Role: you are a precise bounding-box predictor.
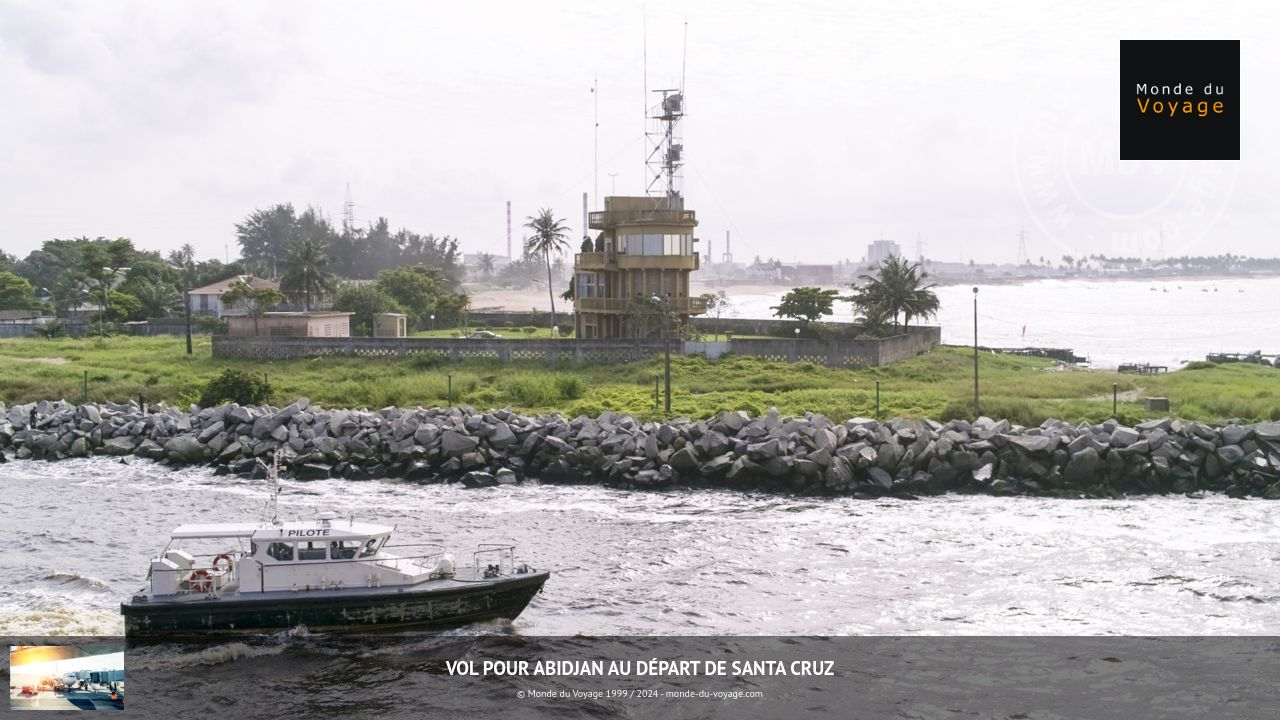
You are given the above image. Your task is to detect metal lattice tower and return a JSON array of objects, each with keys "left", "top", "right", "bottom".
[
  {"left": 1016, "top": 225, "right": 1029, "bottom": 266},
  {"left": 646, "top": 88, "right": 685, "bottom": 201},
  {"left": 342, "top": 184, "right": 357, "bottom": 234}
]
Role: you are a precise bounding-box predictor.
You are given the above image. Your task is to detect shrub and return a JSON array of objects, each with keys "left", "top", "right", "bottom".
[
  {"left": 31, "top": 320, "right": 66, "bottom": 339},
  {"left": 195, "top": 316, "right": 228, "bottom": 334},
  {"left": 85, "top": 320, "right": 119, "bottom": 337},
  {"left": 200, "top": 368, "right": 272, "bottom": 407},
  {"left": 522, "top": 326, "right": 538, "bottom": 335},
  {"left": 1183, "top": 360, "right": 1216, "bottom": 370},
  {"left": 555, "top": 375, "right": 587, "bottom": 400}
]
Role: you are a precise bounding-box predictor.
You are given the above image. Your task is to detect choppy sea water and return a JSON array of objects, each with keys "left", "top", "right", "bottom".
[
  {"left": 726, "top": 276, "right": 1280, "bottom": 368},
  {"left": 3, "top": 458, "right": 1280, "bottom": 637}
]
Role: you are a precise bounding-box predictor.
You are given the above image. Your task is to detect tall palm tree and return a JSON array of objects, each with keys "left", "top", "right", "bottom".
[
  {"left": 847, "top": 256, "right": 939, "bottom": 332},
  {"left": 478, "top": 252, "right": 496, "bottom": 278},
  {"left": 523, "top": 208, "right": 571, "bottom": 331},
  {"left": 279, "top": 236, "right": 335, "bottom": 310}
]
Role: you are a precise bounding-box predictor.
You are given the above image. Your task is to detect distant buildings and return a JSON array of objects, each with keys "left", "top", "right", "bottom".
[
  {"left": 865, "top": 239, "right": 901, "bottom": 268},
  {"left": 571, "top": 195, "right": 707, "bottom": 338}
]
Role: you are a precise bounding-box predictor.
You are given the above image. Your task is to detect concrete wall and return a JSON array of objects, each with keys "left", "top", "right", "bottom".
[{"left": 212, "top": 327, "right": 941, "bottom": 367}]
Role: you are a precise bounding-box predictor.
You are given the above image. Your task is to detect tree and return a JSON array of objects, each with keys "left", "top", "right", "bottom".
[
  {"left": 235, "top": 204, "right": 297, "bottom": 277},
  {"left": 374, "top": 265, "right": 467, "bottom": 329},
  {"left": 771, "top": 287, "right": 838, "bottom": 325},
  {"left": 623, "top": 295, "right": 678, "bottom": 339},
  {"left": 221, "top": 279, "right": 284, "bottom": 335},
  {"left": 279, "top": 236, "right": 335, "bottom": 310},
  {"left": 167, "top": 243, "right": 196, "bottom": 268},
  {"left": 477, "top": 252, "right": 496, "bottom": 278},
  {"left": 0, "top": 250, "right": 15, "bottom": 273},
  {"left": 104, "top": 290, "right": 142, "bottom": 322},
  {"left": 523, "top": 208, "right": 571, "bottom": 332},
  {"left": 0, "top": 272, "right": 38, "bottom": 310},
  {"left": 333, "top": 284, "right": 403, "bottom": 336},
  {"left": 845, "top": 256, "right": 939, "bottom": 332},
  {"left": 700, "top": 290, "right": 733, "bottom": 340},
  {"left": 130, "top": 280, "right": 183, "bottom": 318},
  {"left": 78, "top": 238, "right": 135, "bottom": 336}
]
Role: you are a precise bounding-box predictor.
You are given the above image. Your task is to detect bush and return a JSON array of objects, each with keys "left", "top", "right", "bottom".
[
  {"left": 555, "top": 375, "right": 587, "bottom": 400},
  {"left": 85, "top": 320, "right": 119, "bottom": 337},
  {"left": 195, "top": 316, "right": 228, "bottom": 334},
  {"left": 200, "top": 368, "right": 272, "bottom": 407},
  {"left": 31, "top": 320, "right": 66, "bottom": 339},
  {"left": 1183, "top": 361, "right": 1217, "bottom": 370},
  {"left": 522, "top": 326, "right": 538, "bottom": 335}
]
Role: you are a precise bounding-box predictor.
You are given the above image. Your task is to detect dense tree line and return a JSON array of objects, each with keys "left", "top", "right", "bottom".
[
  {"left": 235, "top": 203, "right": 463, "bottom": 284},
  {"left": 1, "top": 236, "right": 247, "bottom": 317}
]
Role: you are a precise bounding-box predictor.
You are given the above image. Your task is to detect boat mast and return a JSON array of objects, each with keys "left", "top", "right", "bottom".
[{"left": 269, "top": 449, "right": 283, "bottom": 526}]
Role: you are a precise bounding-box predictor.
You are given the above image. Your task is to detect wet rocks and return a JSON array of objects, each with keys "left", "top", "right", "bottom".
[{"left": 4, "top": 398, "right": 1280, "bottom": 499}]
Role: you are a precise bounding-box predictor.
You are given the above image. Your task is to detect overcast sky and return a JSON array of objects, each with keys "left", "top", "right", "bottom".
[{"left": 2, "top": 1, "right": 1276, "bottom": 265}]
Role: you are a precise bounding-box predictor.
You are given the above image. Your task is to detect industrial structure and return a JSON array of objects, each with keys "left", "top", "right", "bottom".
[{"left": 572, "top": 86, "right": 707, "bottom": 338}]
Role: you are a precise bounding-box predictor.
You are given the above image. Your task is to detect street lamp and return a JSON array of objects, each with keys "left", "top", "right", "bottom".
[
  {"left": 794, "top": 326, "right": 800, "bottom": 361},
  {"left": 652, "top": 295, "right": 671, "bottom": 415},
  {"left": 972, "top": 287, "right": 979, "bottom": 419},
  {"left": 430, "top": 314, "right": 435, "bottom": 332}
]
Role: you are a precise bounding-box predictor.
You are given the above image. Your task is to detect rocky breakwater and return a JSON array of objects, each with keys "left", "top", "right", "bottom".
[{"left": 3, "top": 399, "right": 1280, "bottom": 499}]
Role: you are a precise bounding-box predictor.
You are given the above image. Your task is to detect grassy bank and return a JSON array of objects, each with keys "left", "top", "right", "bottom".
[{"left": 0, "top": 336, "right": 1277, "bottom": 425}]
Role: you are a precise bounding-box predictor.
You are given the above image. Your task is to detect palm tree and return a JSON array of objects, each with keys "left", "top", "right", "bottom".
[
  {"left": 523, "top": 208, "right": 571, "bottom": 331},
  {"left": 478, "top": 252, "right": 496, "bottom": 278},
  {"left": 132, "top": 280, "right": 182, "bottom": 318},
  {"left": 167, "top": 244, "right": 196, "bottom": 268},
  {"left": 279, "top": 236, "right": 335, "bottom": 310},
  {"left": 847, "top": 256, "right": 939, "bottom": 332}
]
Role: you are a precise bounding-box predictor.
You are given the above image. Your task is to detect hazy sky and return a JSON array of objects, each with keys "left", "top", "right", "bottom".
[{"left": 2, "top": 1, "right": 1276, "bottom": 265}]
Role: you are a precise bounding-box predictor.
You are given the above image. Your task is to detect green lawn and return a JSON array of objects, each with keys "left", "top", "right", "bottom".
[{"left": 0, "top": 335, "right": 1277, "bottom": 425}]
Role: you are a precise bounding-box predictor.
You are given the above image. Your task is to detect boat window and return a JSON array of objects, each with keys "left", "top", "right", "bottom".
[
  {"left": 359, "top": 536, "right": 383, "bottom": 558},
  {"left": 330, "top": 540, "right": 361, "bottom": 560},
  {"left": 298, "top": 541, "right": 326, "bottom": 561},
  {"left": 266, "top": 542, "right": 294, "bottom": 562}
]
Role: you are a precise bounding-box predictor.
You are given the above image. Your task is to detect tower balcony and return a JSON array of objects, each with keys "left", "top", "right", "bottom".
[
  {"left": 574, "top": 253, "right": 700, "bottom": 271},
  {"left": 575, "top": 295, "right": 709, "bottom": 315}
]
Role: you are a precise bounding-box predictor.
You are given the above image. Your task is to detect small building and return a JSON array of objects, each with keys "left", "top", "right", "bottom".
[
  {"left": 227, "top": 311, "right": 353, "bottom": 338},
  {"left": 374, "top": 312, "right": 408, "bottom": 338},
  {"left": 189, "top": 275, "right": 278, "bottom": 317}
]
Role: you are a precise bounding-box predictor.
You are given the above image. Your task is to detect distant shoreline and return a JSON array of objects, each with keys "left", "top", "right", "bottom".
[{"left": 467, "top": 273, "right": 1280, "bottom": 312}]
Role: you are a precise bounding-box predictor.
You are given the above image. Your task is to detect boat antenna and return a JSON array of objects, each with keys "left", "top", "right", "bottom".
[{"left": 269, "top": 449, "right": 283, "bottom": 526}]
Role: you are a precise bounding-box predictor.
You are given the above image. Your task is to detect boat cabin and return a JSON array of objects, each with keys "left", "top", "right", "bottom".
[{"left": 147, "top": 511, "right": 446, "bottom": 596}]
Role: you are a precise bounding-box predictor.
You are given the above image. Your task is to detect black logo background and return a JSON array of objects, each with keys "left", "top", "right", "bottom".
[{"left": 1120, "top": 40, "right": 1239, "bottom": 160}]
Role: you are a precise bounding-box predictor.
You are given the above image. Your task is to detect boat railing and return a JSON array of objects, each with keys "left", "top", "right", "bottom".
[{"left": 473, "top": 544, "right": 517, "bottom": 577}]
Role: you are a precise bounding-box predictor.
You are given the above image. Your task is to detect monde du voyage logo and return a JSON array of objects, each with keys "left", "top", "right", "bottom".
[{"left": 1120, "top": 40, "right": 1239, "bottom": 160}]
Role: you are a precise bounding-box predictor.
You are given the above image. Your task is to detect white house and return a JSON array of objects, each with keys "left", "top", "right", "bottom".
[{"left": 188, "top": 275, "right": 277, "bottom": 317}]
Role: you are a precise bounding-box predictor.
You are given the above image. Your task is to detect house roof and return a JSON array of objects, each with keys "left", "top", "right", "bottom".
[{"left": 189, "top": 275, "right": 278, "bottom": 295}]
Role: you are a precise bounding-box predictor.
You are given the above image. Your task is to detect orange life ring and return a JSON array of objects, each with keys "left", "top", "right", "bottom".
[
  {"left": 189, "top": 568, "right": 213, "bottom": 593},
  {"left": 213, "top": 554, "right": 234, "bottom": 572}
]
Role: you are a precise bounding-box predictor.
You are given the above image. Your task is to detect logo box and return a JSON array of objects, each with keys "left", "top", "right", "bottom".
[{"left": 1120, "top": 40, "right": 1239, "bottom": 160}]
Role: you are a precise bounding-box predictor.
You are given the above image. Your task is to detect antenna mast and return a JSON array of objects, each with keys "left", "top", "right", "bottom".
[
  {"left": 343, "top": 183, "right": 356, "bottom": 234},
  {"left": 1017, "top": 225, "right": 1029, "bottom": 266},
  {"left": 592, "top": 75, "right": 599, "bottom": 210}
]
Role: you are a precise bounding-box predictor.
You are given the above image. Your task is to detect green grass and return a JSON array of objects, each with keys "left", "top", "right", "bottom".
[{"left": 0, "top": 336, "right": 1277, "bottom": 425}]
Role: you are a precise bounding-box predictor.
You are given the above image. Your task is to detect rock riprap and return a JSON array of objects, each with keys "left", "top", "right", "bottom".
[{"left": 3, "top": 399, "right": 1280, "bottom": 499}]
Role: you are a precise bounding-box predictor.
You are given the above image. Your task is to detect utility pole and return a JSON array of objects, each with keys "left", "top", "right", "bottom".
[
  {"left": 972, "top": 287, "right": 980, "bottom": 418},
  {"left": 653, "top": 295, "right": 672, "bottom": 415},
  {"left": 184, "top": 290, "right": 193, "bottom": 355},
  {"left": 506, "top": 201, "right": 512, "bottom": 260}
]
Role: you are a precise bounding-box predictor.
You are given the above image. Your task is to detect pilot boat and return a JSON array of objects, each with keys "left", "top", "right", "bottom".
[{"left": 121, "top": 464, "right": 548, "bottom": 638}]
